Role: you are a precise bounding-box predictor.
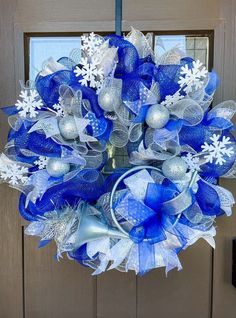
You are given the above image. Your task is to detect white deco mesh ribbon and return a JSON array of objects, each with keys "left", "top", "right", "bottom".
[
  {"left": 8, "top": 115, "right": 24, "bottom": 131},
  {"left": 109, "top": 121, "right": 129, "bottom": 148},
  {"left": 83, "top": 150, "right": 104, "bottom": 169},
  {"left": 221, "top": 161, "right": 236, "bottom": 178},
  {"left": 58, "top": 85, "right": 83, "bottom": 117},
  {"left": 155, "top": 46, "right": 186, "bottom": 66},
  {"left": 123, "top": 169, "right": 155, "bottom": 200},
  {"left": 204, "top": 181, "right": 235, "bottom": 216},
  {"left": 28, "top": 116, "right": 60, "bottom": 138},
  {"left": 128, "top": 123, "right": 143, "bottom": 143},
  {"left": 93, "top": 42, "right": 118, "bottom": 77},
  {"left": 125, "top": 27, "right": 154, "bottom": 59},
  {"left": 130, "top": 141, "right": 177, "bottom": 165},
  {"left": 40, "top": 57, "right": 68, "bottom": 77},
  {"left": 207, "top": 100, "right": 236, "bottom": 122},
  {"left": 168, "top": 98, "right": 204, "bottom": 126}
]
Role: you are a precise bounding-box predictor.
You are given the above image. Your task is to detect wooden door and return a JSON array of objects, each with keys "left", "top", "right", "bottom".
[{"left": 0, "top": 1, "right": 235, "bottom": 317}]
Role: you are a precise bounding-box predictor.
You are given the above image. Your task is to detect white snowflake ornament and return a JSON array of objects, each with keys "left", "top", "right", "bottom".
[
  {"left": 52, "top": 102, "right": 65, "bottom": 117},
  {"left": 178, "top": 60, "right": 208, "bottom": 94},
  {"left": 161, "top": 91, "right": 184, "bottom": 108},
  {"left": 74, "top": 57, "right": 104, "bottom": 89},
  {"left": 15, "top": 89, "right": 43, "bottom": 118},
  {"left": 182, "top": 153, "right": 200, "bottom": 172},
  {"left": 201, "top": 134, "right": 234, "bottom": 165},
  {"left": 34, "top": 156, "right": 48, "bottom": 170},
  {"left": 81, "top": 32, "right": 103, "bottom": 57},
  {"left": 0, "top": 154, "right": 28, "bottom": 186}
]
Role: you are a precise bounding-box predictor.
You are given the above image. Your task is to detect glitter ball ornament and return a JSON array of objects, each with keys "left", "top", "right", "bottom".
[
  {"left": 162, "top": 157, "right": 187, "bottom": 181},
  {"left": 98, "top": 87, "right": 121, "bottom": 112},
  {"left": 145, "top": 104, "right": 170, "bottom": 129},
  {"left": 46, "top": 158, "right": 70, "bottom": 178},
  {"left": 58, "top": 115, "right": 79, "bottom": 140}
]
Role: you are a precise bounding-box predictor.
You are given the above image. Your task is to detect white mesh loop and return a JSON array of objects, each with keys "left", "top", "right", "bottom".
[
  {"left": 128, "top": 123, "right": 143, "bottom": 143},
  {"left": 109, "top": 122, "right": 129, "bottom": 148},
  {"left": 169, "top": 99, "right": 204, "bottom": 126}
]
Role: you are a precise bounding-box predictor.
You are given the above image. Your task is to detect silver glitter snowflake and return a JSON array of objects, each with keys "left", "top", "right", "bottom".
[
  {"left": 74, "top": 57, "right": 104, "bottom": 89},
  {"left": 201, "top": 134, "right": 234, "bottom": 165},
  {"left": 15, "top": 89, "right": 43, "bottom": 118},
  {"left": 182, "top": 153, "right": 200, "bottom": 172},
  {"left": 161, "top": 91, "right": 184, "bottom": 108},
  {"left": 0, "top": 155, "right": 28, "bottom": 185},
  {"left": 178, "top": 60, "right": 208, "bottom": 94},
  {"left": 34, "top": 156, "right": 48, "bottom": 170},
  {"left": 81, "top": 32, "right": 103, "bottom": 57}
]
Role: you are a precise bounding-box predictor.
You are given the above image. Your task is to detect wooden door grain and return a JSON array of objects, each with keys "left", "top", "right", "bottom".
[
  {"left": 212, "top": 183, "right": 236, "bottom": 318},
  {"left": 212, "top": 1, "right": 236, "bottom": 316},
  {"left": 23, "top": 235, "right": 96, "bottom": 318},
  {"left": 0, "top": 1, "right": 24, "bottom": 317},
  {"left": 137, "top": 242, "right": 213, "bottom": 318},
  {"left": 97, "top": 272, "right": 137, "bottom": 318}
]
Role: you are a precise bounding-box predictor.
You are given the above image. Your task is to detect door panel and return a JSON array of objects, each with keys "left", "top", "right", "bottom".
[
  {"left": 97, "top": 272, "right": 137, "bottom": 318},
  {"left": 137, "top": 242, "right": 212, "bottom": 318},
  {"left": 0, "top": 1, "right": 23, "bottom": 317},
  {"left": 24, "top": 236, "right": 212, "bottom": 317},
  {"left": 24, "top": 235, "right": 96, "bottom": 318},
  {"left": 212, "top": 179, "right": 236, "bottom": 318},
  {"left": 0, "top": 187, "right": 23, "bottom": 318}
]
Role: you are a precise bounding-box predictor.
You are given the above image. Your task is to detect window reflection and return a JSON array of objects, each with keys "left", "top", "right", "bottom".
[
  {"left": 155, "top": 35, "right": 209, "bottom": 68},
  {"left": 29, "top": 37, "right": 81, "bottom": 81}
]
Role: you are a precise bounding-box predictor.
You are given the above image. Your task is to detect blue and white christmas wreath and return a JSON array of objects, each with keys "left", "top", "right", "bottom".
[{"left": 1, "top": 28, "right": 236, "bottom": 275}]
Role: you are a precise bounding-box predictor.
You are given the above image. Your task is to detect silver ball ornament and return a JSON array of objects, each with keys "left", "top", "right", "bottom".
[
  {"left": 46, "top": 158, "right": 70, "bottom": 178},
  {"left": 58, "top": 115, "right": 79, "bottom": 140},
  {"left": 145, "top": 104, "right": 170, "bottom": 129},
  {"left": 98, "top": 87, "right": 121, "bottom": 112},
  {"left": 162, "top": 157, "right": 187, "bottom": 181}
]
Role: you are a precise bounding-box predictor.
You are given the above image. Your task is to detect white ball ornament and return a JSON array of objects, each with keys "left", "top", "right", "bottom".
[
  {"left": 145, "top": 104, "right": 170, "bottom": 129},
  {"left": 98, "top": 87, "right": 121, "bottom": 112},
  {"left": 58, "top": 115, "right": 79, "bottom": 140},
  {"left": 162, "top": 157, "right": 188, "bottom": 181},
  {"left": 46, "top": 158, "right": 70, "bottom": 178}
]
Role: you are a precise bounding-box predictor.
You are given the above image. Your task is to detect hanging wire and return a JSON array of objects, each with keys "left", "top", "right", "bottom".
[{"left": 115, "top": 0, "right": 122, "bottom": 35}]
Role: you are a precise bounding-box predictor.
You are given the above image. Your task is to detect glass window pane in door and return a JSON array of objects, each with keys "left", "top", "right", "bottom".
[{"left": 29, "top": 36, "right": 81, "bottom": 81}]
